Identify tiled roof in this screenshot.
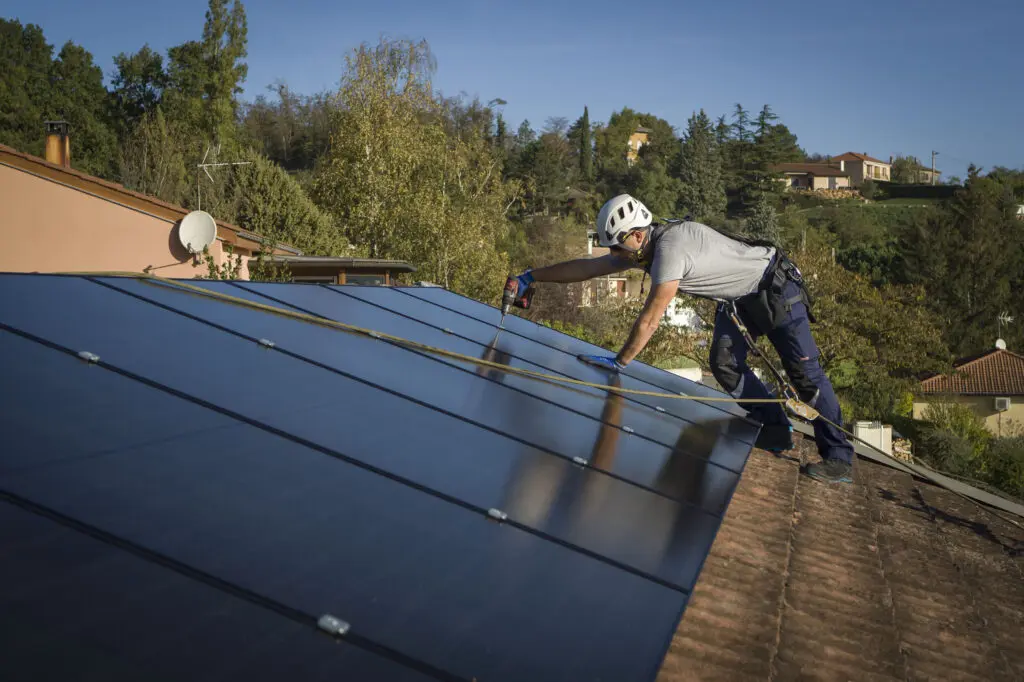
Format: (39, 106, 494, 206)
(920, 348, 1024, 395)
(657, 438, 1024, 681)
(833, 151, 889, 165)
(773, 162, 851, 177)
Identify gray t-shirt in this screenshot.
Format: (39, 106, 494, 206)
(645, 221, 775, 300)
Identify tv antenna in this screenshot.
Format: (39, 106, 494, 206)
(997, 312, 1013, 346)
(196, 144, 251, 211)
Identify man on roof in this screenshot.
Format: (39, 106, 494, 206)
(506, 193, 855, 484)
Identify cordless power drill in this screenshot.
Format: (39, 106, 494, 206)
(500, 275, 534, 326)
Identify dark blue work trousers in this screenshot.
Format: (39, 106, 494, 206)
(709, 279, 854, 464)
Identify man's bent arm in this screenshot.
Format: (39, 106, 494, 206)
(616, 280, 678, 365)
(529, 254, 633, 283)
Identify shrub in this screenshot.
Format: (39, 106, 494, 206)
(920, 401, 991, 458)
(916, 428, 975, 476)
(861, 178, 877, 200)
(984, 437, 1024, 499)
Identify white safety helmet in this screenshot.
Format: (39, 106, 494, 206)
(596, 194, 653, 247)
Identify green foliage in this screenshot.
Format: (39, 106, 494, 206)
(860, 178, 876, 199)
(745, 194, 779, 244)
(240, 83, 333, 172)
(984, 437, 1024, 499)
(311, 37, 517, 302)
(163, 0, 247, 145)
(577, 106, 593, 182)
(119, 107, 190, 205)
(109, 45, 168, 140)
(917, 429, 976, 477)
(0, 20, 117, 178)
(227, 147, 346, 256)
(677, 109, 726, 221)
(899, 175, 1024, 354)
(195, 243, 244, 280)
(0, 19, 54, 158)
(921, 400, 992, 458)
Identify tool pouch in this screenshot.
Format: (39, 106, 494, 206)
(736, 253, 816, 334)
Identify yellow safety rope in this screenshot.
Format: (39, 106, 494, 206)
(57, 271, 1024, 532)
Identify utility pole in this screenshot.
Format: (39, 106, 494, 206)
(931, 150, 938, 185)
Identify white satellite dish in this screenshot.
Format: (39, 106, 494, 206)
(996, 338, 1007, 350)
(178, 210, 217, 253)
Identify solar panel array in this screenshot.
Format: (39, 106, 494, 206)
(0, 273, 760, 682)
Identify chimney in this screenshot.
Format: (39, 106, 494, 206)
(839, 159, 845, 171)
(889, 155, 893, 164)
(44, 121, 70, 167)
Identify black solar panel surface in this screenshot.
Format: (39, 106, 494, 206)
(0, 273, 759, 682)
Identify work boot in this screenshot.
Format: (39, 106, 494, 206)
(755, 424, 794, 453)
(804, 458, 853, 484)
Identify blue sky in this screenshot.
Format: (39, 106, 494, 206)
(5, 0, 1022, 179)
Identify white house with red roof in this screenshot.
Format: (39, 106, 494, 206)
(914, 344, 1024, 436)
(832, 152, 891, 186)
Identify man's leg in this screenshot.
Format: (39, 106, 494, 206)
(709, 304, 792, 451)
(767, 281, 855, 481)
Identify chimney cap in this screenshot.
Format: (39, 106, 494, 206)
(45, 120, 69, 135)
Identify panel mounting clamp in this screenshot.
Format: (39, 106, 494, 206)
(367, 331, 382, 340)
(655, 405, 666, 413)
(487, 508, 508, 522)
(77, 351, 100, 364)
(572, 456, 588, 466)
(621, 426, 635, 434)
(257, 338, 275, 348)
(317, 614, 350, 636)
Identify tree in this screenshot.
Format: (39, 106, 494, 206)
(0, 19, 54, 157)
(891, 155, 924, 184)
(109, 45, 168, 140)
(119, 107, 190, 204)
(227, 146, 347, 257)
(900, 175, 1023, 354)
(47, 41, 118, 178)
(577, 106, 593, 182)
(677, 109, 726, 221)
(163, 0, 248, 145)
(311, 38, 518, 301)
(745, 193, 779, 244)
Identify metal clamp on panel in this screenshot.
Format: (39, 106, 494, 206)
(487, 508, 508, 522)
(621, 426, 635, 434)
(572, 456, 588, 467)
(368, 331, 382, 340)
(317, 614, 350, 637)
(655, 405, 666, 413)
(77, 351, 100, 363)
(258, 338, 275, 349)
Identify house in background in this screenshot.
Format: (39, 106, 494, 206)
(0, 122, 415, 284)
(627, 126, 651, 165)
(773, 162, 852, 190)
(832, 151, 891, 185)
(0, 124, 294, 280)
(913, 343, 1024, 436)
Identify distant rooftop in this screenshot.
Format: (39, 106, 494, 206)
(920, 347, 1024, 395)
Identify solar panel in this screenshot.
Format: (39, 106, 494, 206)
(0, 273, 760, 681)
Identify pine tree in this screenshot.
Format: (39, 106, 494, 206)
(677, 109, 726, 221)
(579, 105, 593, 182)
(745, 193, 779, 244)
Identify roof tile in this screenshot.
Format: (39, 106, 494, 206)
(920, 348, 1024, 395)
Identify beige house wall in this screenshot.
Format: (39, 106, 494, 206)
(912, 395, 1024, 437)
(0, 163, 249, 279)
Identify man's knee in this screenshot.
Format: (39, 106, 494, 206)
(785, 354, 824, 406)
(710, 335, 743, 395)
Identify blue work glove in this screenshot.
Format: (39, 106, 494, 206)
(577, 354, 627, 372)
(513, 270, 534, 293)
